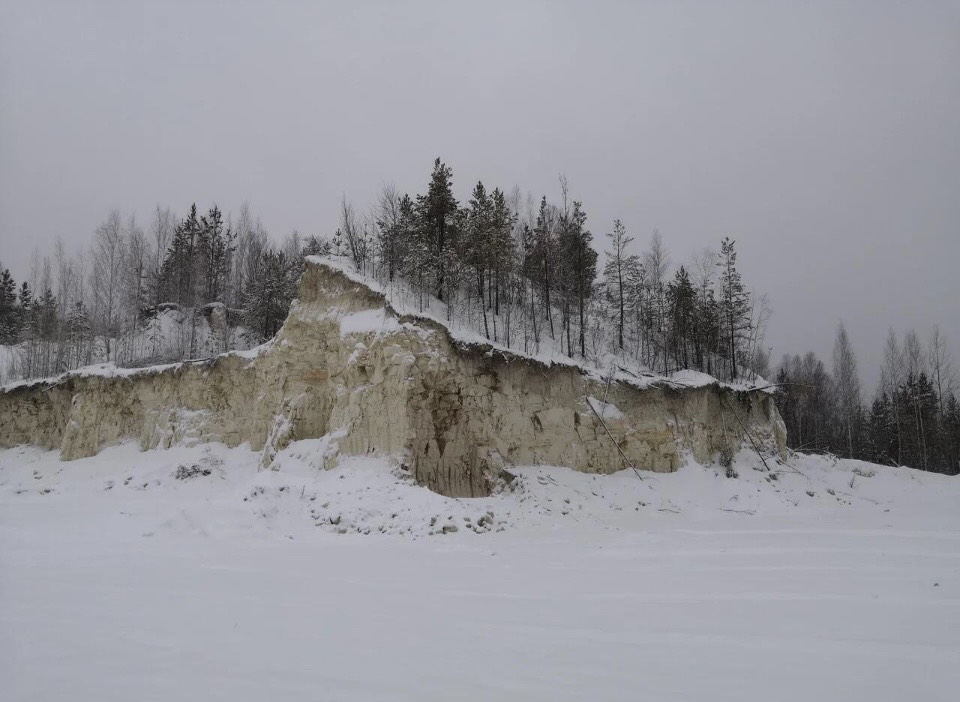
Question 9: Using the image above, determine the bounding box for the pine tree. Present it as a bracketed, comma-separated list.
[717, 237, 750, 380]
[415, 158, 458, 301]
[564, 201, 597, 359]
[17, 282, 33, 340]
[171, 204, 201, 306]
[0, 268, 17, 344]
[603, 220, 637, 350]
[531, 197, 556, 340]
[156, 204, 200, 307]
[36, 288, 59, 342]
[943, 393, 960, 475]
[301, 235, 332, 258]
[694, 279, 720, 375]
[666, 266, 696, 370]
[488, 187, 515, 323]
[198, 205, 234, 304]
[464, 181, 493, 338]
[865, 393, 895, 465]
[242, 248, 299, 341]
[777, 352, 835, 453]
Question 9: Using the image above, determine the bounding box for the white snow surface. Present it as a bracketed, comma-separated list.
[667, 368, 724, 387]
[585, 395, 625, 420]
[2, 440, 958, 701]
[337, 308, 401, 337]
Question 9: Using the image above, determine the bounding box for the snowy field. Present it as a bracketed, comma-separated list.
[2, 442, 958, 701]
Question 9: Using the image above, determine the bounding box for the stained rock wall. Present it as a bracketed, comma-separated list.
[0, 260, 787, 497]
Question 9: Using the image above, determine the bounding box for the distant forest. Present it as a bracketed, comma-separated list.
[0, 158, 957, 474]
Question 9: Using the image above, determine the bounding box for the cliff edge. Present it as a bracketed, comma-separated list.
[0, 258, 787, 497]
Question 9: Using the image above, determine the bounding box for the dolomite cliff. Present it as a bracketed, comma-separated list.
[0, 259, 786, 497]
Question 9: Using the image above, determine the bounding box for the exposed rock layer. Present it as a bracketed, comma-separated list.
[0, 260, 787, 497]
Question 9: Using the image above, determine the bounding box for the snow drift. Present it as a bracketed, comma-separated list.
[0, 258, 786, 497]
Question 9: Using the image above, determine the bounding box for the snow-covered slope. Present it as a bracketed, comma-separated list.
[309, 256, 773, 394]
[2, 441, 958, 701]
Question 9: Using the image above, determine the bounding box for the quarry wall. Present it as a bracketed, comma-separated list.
[0, 260, 787, 497]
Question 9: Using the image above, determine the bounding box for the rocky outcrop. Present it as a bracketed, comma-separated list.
[0, 259, 786, 497]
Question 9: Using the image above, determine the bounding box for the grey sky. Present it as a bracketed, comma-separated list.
[1, 1, 958, 391]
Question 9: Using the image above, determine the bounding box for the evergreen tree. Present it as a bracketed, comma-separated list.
[36, 288, 59, 342]
[777, 352, 835, 453]
[0, 268, 17, 344]
[625, 260, 650, 366]
[415, 158, 458, 301]
[567, 202, 597, 358]
[865, 393, 896, 465]
[198, 205, 234, 304]
[242, 248, 299, 341]
[717, 237, 750, 380]
[17, 282, 33, 340]
[463, 181, 493, 338]
[603, 220, 637, 350]
[942, 393, 960, 475]
[693, 279, 720, 375]
[530, 197, 557, 340]
[666, 266, 696, 370]
[488, 187, 515, 322]
[301, 235, 332, 258]
[160, 204, 201, 306]
[898, 371, 939, 471]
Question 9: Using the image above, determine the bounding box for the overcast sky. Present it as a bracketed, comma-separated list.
[1, 1, 958, 390]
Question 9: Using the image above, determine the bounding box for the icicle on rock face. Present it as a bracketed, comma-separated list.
[0, 259, 786, 498]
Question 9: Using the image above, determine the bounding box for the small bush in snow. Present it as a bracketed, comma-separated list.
[174, 464, 212, 480]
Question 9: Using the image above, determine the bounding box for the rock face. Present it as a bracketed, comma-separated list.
[0, 260, 787, 497]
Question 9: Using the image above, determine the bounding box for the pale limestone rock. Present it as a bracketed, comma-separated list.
[0, 260, 787, 497]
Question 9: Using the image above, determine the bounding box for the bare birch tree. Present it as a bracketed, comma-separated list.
[91, 210, 127, 360]
[832, 321, 862, 458]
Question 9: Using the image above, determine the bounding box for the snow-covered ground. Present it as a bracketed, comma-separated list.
[2, 442, 958, 701]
